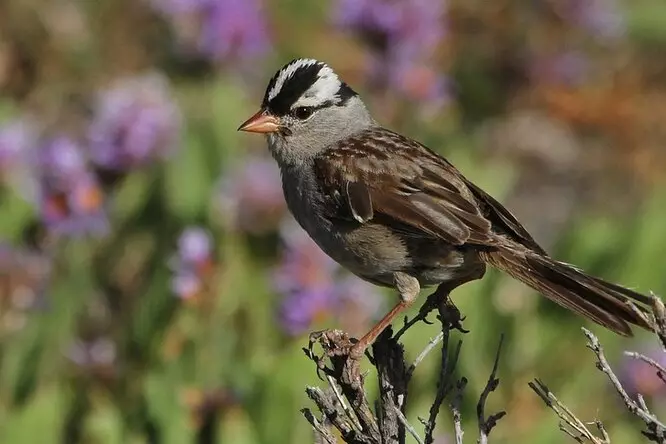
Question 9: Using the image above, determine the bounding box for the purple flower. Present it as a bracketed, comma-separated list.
[170, 226, 214, 300]
[619, 344, 666, 400]
[334, 0, 449, 105]
[178, 227, 213, 264]
[216, 156, 286, 234]
[0, 120, 35, 172]
[274, 219, 383, 336]
[39, 173, 108, 236]
[561, 0, 626, 41]
[88, 73, 182, 171]
[279, 287, 337, 336]
[66, 337, 117, 371]
[273, 220, 337, 294]
[40, 136, 88, 180]
[528, 50, 590, 86]
[37, 137, 109, 237]
[151, 0, 271, 63]
[198, 0, 271, 62]
[0, 119, 39, 197]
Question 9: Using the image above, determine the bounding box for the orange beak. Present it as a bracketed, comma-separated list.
[237, 110, 281, 133]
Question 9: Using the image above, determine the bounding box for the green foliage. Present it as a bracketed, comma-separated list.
[1, 1, 666, 443]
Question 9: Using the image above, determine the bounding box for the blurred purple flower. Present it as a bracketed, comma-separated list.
[619, 344, 666, 400]
[273, 220, 337, 294]
[274, 220, 383, 336]
[0, 120, 35, 172]
[199, 0, 271, 62]
[37, 136, 109, 237]
[336, 0, 445, 50]
[216, 156, 286, 234]
[279, 287, 337, 336]
[560, 0, 626, 41]
[178, 226, 212, 264]
[528, 50, 590, 86]
[40, 135, 88, 180]
[170, 226, 214, 300]
[66, 337, 117, 371]
[88, 73, 182, 171]
[151, 0, 271, 63]
[334, 0, 449, 105]
[0, 119, 40, 197]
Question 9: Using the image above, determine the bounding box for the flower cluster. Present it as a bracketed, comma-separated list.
[170, 227, 215, 300]
[559, 0, 626, 42]
[151, 0, 271, 63]
[88, 74, 182, 171]
[274, 220, 384, 336]
[619, 344, 666, 401]
[334, 0, 449, 106]
[0, 73, 181, 237]
[37, 136, 109, 236]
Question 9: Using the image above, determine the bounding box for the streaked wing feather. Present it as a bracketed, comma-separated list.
[314, 127, 496, 245]
[345, 181, 373, 223]
[464, 179, 546, 254]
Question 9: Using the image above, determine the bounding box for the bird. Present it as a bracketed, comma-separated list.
[238, 58, 652, 358]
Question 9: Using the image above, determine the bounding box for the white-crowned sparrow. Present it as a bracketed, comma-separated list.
[239, 58, 650, 357]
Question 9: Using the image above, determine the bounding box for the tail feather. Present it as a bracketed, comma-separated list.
[479, 248, 652, 336]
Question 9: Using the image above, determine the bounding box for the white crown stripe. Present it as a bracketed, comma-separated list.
[267, 59, 343, 109]
[293, 65, 342, 108]
[267, 58, 320, 102]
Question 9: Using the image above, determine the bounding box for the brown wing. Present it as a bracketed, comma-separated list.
[314, 127, 518, 247]
[463, 179, 547, 254]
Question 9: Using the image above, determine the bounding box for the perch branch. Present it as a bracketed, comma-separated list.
[582, 327, 666, 441]
[529, 378, 609, 444]
[477, 335, 507, 444]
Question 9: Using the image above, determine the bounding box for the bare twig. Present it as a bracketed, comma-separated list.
[450, 377, 467, 444]
[423, 327, 462, 444]
[624, 351, 666, 385]
[529, 378, 609, 444]
[533, 294, 666, 443]
[326, 375, 364, 432]
[582, 327, 666, 440]
[393, 406, 425, 444]
[304, 387, 358, 442]
[302, 407, 337, 444]
[302, 294, 508, 444]
[374, 329, 408, 444]
[650, 294, 666, 351]
[477, 335, 507, 444]
[407, 331, 445, 380]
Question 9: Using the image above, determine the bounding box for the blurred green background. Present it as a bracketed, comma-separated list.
[1, 0, 666, 443]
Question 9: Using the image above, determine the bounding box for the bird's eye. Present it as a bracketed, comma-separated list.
[292, 107, 314, 120]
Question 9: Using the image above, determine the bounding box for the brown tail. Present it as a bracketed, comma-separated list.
[479, 248, 652, 336]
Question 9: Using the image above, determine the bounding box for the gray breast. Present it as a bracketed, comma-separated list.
[280, 165, 482, 289]
[281, 166, 410, 283]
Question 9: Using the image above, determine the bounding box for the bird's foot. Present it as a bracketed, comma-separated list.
[305, 329, 363, 378]
[439, 296, 469, 334]
[395, 286, 469, 338]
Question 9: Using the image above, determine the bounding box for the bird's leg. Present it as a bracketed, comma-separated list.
[348, 272, 420, 359]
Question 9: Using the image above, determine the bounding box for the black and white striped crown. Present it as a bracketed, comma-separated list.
[262, 58, 357, 116]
